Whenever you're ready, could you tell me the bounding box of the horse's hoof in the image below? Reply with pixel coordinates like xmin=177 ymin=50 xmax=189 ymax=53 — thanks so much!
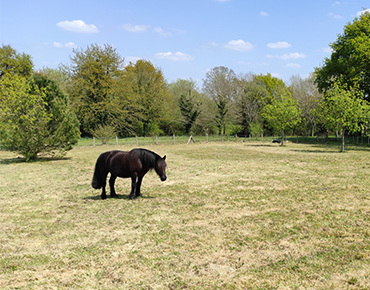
xmin=101 ymin=195 xmax=107 ymax=200
xmin=129 ymin=195 xmax=137 ymax=200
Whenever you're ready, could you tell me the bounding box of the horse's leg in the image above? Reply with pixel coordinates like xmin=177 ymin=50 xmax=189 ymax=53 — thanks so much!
xmin=109 ymin=174 xmax=118 ymax=198
xmin=129 ymin=174 xmax=138 ymax=200
xmin=101 ymin=172 xmax=108 ymax=200
xmin=135 ymin=176 xmax=143 ymax=197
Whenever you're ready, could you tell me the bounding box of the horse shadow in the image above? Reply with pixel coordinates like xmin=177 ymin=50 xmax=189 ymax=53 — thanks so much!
xmin=83 ymin=194 xmax=155 ymax=201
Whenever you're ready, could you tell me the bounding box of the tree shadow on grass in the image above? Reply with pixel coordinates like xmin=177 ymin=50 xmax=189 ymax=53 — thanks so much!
xmin=0 ymin=156 xmax=71 ymax=165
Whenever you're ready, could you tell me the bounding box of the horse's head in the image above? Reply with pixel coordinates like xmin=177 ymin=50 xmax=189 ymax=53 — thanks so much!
xmin=155 ymin=155 xmax=167 ymax=182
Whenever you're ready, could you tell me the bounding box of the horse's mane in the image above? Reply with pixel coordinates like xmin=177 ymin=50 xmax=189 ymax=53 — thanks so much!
xmin=133 ymin=148 xmax=161 ymax=169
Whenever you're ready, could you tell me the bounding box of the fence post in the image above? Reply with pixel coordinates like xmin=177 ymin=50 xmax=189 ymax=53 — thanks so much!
xmin=116 ymin=136 xmax=118 ymax=146
xmin=235 ymin=134 xmax=237 ymax=142
xmin=206 ymin=133 xmax=208 ymax=143
xmin=173 ymin=134 xmax=175 ymax=145
xmin=261 ymin=133 xmax=263 ymax=143
xmin=155 ymin=135 xmax=158 ymax=145
xmin=93 ymin=137 xmax=95 ymax=146
xmin=136 ymin=136 xmax=138 ymax=146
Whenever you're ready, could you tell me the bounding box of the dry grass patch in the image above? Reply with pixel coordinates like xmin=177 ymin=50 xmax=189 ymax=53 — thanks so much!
xmin=1 ymin=142 xmax=370 ymax=289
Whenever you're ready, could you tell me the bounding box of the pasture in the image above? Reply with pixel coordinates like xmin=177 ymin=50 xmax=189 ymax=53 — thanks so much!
xmin=1 ymin=141 xmax=370 ymax=289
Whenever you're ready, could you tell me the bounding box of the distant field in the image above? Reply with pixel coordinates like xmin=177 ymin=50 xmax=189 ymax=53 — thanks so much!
xmin=1 ymin=141 xmax=370 ymax=289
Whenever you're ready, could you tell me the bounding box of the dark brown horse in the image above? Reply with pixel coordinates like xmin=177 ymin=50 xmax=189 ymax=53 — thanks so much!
xmin=92 ymin=148 xmax=167 ymax=200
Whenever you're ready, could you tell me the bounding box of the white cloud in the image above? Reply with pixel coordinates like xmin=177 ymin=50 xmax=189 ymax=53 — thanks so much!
xmin=357 ymin=9 xmax=370 ymax=16
xmin=260 ymin=11 xmax=269 ymax=17
xmin=332 ymin=1 xmax=340 ymax=5
xmin=57 ymin=20 xmax=98 ymax=33
xmin=154 ymin=27 xmax=172 ymax=37
xmin=53 ymin=41 xmax=77 ymax=48
xmin=322 ymin=47 xmax=333 ymax=53
xmin=225 ymin=40 xmax=254 ymax=51
xmin=271 ymin=73 xmax=281 ymax=79
xmin=274 ymin=52 xmax=306 ymax=60
xmin=267 ymin=41 xmax=292 ymax=49
xmin=122 ymin=23 xmax=151 ymax=33
xmin=155 ymin=52 xmax=194 ymax=61
xmin=328 ymin=12 xmax=342 ymax=19
xmin=285 ymin=63 xmax=301 ymax=68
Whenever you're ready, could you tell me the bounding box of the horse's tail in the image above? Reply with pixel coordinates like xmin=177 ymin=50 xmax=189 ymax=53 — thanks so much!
xmin=91 ymin=159 xmax=102 ymax=189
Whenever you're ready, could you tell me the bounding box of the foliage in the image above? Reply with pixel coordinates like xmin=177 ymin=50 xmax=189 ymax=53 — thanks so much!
xmin=178 ymin=92 xmax=201 ymax=134
xmin=0 ymin=73 xmax=80 ymax=161
xmin=261 ymin=93 xmax=301 ymax=145
xmin=249 ymin=118 xmax=264 ymax=137
xmin=315 ymin=79 xmax=369 ymax=151
xmin=91 ymin=124 xmax=117 ymax=144
xmin=0 ymin=44 xmax=33 ymax=79
xmin=123 ymin=60 xmax=176 ymax=136
xmin=315 ymin=10 xmax=370 ymax=98
xmin=234 ymin=74 xmax=264 ymax=134
xmin=289 ymin=74 xmax=323 ymax=136
xmin=65 ymin=44 xmax=127 ymax=135
xmin=214 ymin=96 xmax=229 ymax=135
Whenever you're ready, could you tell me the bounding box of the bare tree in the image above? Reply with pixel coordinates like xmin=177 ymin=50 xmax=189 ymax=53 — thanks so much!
xmin=289 ymin=74 xmax=323 ymax=136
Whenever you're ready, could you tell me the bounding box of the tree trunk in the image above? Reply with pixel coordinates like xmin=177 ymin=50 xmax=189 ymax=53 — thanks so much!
xmin=281 ymin=129 xmax=284 ymax=146
xmin=341 ymin=129 xmax=345 ymax=152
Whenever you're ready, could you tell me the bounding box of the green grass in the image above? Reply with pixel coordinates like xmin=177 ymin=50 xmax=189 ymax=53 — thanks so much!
xmin=1 ymin=141 xmax=370 ymax=289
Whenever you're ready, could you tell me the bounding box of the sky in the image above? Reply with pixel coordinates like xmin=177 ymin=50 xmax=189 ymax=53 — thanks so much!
xmin=1 ymin=0 xmax=369 ymax=87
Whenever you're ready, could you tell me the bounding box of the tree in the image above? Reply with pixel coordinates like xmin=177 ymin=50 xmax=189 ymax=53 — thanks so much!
xmin=234 ymin=73 xmax=264 ymax=135
xmin=0 ymin=74 xmax=80 ymax=160
xmin=202 ymin=66 xmax=237 ymax=135
xmin=0 ymin=44 xmax=33 ymax=79
xmin=315 ymin=80 xmax=368 ymax=152
xmin=261 ymin=93 xmax=301 ymax=146
xmin=65 ymin=44 xmax=126 ymax=135
xmin=169 ymin=78 xmax=202 ymax=134
xmin=123 ymin=60 xmax=176 ymax=136
xmin=315 ymin=10 xmax=370 ymax=98
xmin=289 ymin=74 xmax=323 ymax=136
xmin=178 ymin=92 xmax=201 ymax=134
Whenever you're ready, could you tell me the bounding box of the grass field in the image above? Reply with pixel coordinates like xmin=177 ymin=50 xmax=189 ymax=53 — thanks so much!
xmin=1 ymin=141 xmax=370 ymax=289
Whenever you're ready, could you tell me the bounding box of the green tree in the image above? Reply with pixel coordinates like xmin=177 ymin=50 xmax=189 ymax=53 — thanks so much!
xmin=315 ymin=10 xmax=370 ymax=98
xmin=214 ymin=96 xmax=229 ymax=135
xmin=169 ymin=78 xmax=202 ymax=134
xmin=65 ymin=44 xmax=126 ymax=135
xmin=315 ymin=79 xmax=368 ymax=152
xmin=178 ymin=92 xmax=201 ymax=134
xmin=0 ymin=44 xmax=33 ymax=79
xmin=123 ymin=60 xmax=176 ymax=136
xmin=261 ymin=93 xmax=301 ymax=146
xmin=0 ymin=74 xmax=80 ymax=160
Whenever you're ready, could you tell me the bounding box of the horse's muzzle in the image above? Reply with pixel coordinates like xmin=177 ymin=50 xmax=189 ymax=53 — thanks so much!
xmin=160 ymin=175 xmax=167 ymax=182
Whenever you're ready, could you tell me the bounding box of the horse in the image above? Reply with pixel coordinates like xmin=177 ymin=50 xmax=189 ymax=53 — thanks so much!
xmin=91 ymin=148 xmax=167 ymax=200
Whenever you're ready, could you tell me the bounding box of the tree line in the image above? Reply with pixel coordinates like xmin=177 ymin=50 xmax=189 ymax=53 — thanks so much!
xmin=1 ymin=10 xmax=369 ymax=159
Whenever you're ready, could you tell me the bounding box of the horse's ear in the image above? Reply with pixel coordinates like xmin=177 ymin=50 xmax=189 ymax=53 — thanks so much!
xmin=163 ymin=155 xmax=166 ymax=161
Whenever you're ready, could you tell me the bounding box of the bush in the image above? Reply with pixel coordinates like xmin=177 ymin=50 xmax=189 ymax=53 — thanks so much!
xmin=91 ymin=124 xmax=117 ymax=144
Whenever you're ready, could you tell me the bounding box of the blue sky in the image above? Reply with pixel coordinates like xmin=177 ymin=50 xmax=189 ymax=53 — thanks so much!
xmin=1 ymin=0 xmax=369 ymax=85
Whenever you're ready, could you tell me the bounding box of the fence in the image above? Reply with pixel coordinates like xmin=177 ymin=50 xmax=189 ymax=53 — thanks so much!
xmin=77 ymin=134 xmax=275 ymax=147
xmin=76 ymin=134 xmax=370 ymax=148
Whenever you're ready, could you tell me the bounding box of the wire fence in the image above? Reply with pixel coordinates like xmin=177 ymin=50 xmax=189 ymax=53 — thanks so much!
xmin=76 ymin=134 xmax=370 ymax=148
